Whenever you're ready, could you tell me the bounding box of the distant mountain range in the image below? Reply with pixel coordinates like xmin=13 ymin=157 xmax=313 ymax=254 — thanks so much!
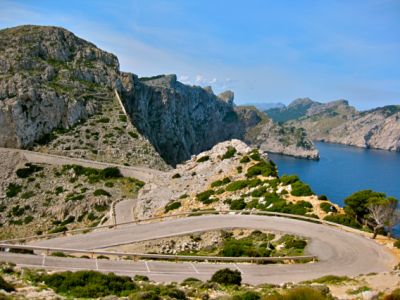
xmin=263 ymin=97 xmax=400 ymax=152
xmin=240 ymin=102 xmax=286 ymax=111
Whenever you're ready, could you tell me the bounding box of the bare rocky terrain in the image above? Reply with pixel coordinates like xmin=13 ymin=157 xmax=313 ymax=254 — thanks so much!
xmin=265 ymin=98 xmax=400 ymax=152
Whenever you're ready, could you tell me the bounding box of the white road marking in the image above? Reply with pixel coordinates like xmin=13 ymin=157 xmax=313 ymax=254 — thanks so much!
xmin=145 ymin=261 xmax=150 ymax=272
xmin=190 ymin=262 xmax=199 ymax=273
xmin=42 ymin=255 xmax=45 ymax=267
xmin=95 ymin=259 xmax=98 ymax=270
xmin=234 ymin=263 xmax=244 ymax=274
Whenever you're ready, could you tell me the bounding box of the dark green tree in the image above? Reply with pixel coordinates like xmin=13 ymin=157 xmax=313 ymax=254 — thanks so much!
xmin=343 ymin=190 xmax=386 ymax=221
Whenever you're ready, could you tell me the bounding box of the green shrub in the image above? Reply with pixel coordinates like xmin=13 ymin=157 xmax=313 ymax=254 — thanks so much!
xmin=216 ymin=188 xmax=225 ymax=195
xmin=237 ymin=166 xmax=243 ymax=173
xmin=130 ymin=291 xmax=161 ymax=300
xmin=226 ymin=181 xmax=249 ymax=192
xmin=220 ymin=241 xmax=246 ymax=257
xmin=196 ymin=190 xmax=215 ymax=202
xmin=266 ymin=287 xmax=327 ymax=300
xmin=221 ymin=146 xmax=237 ymax=160
xmin=0 ymin=275 xmax=15 ymax=292
xmin=179 ymin=194 xmax=189 ymax=199
xmin=96 ymin=118 xmax=110 ymax=123
xmin=285 ymin=240 xmax=307 ymax=249
xmin=61 ymin=216 xmax=75 ymax=226
xmin=240 ymin=156 xmax=250 ymax=163
xmin=97 ymin=255 xmax=110 ymax=260
xmin=323 ymin=215 xmax=361 ymax=229
xmin=48 ymin=226 xmax=67 ymax=234
xmin=197 ymin=156 xmax=210 ymax=163
xmin=23 ymin=216 xmax=33 ymax=224
xmin=250 ymin=153 xmax=261 ymax=161
xmin=237 ymin=291 xmax=261 ymax=300
xmin=172 ymin=173 xmax=181 ymax=179
xmin=93 ymin=189 xmax=111 ymax=197
xmin=87 ymin=212 xmax=97 ymax=221
xmin=230 ymin=199 xmax=246 ymax=210
xmin=101 ymin=167 xmax=121 ymax=178
xmin=6 ymin=184 xmax=22 ymax=197
xmin=291 ymin=181 xmax=315 ymax=196
xmin=51 ymin=252 xmax=68 ymax=257
xmin=37 ymin=270 xmax=138 ymax=298
xmin=318 ymin=195 xmax=328 ymax=200
xmin=159 ymin=288 xmax=186 ymax=299
xmin=16 ymin=164 xmax=43 ymax=178
xmin=134 ymin=275 xmax=149 ymax=281
xmin=105 ymin=182 xmax=114 ymax=187
xmin=21 ymin=191 xmax=35 ymax=199
xmin=165 ymin=202 xmax=181 ymax=212
xmin=245 ymin=161 xmax=277 ymax=178
xmin=280 ymin=174 xmax=299 ymax=186
xmin=394 ymin=240 xmax=400 ymax=249
xmin=320 ymin=202 xmax=332 ymax=213
xmin=211 ymin=177 xmax=231 ymax=188
xmin=12 ymin=205 xmax=25 ymax=216
xmin=128 ymin=131 xmax=138 ymax=139
xmin=9 ymin=248 xmax=34 ymax=254
xmin=120 ymin=115 xmax=127 ymax=122
xmin=210 ymin=268 xmax=241 ymax=286
xmin=95 ymin=205 xmax=109 ymax=212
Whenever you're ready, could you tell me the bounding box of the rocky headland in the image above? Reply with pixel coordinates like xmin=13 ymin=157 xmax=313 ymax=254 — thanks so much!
xmin=0 ymin=25 xmax=318 ymax=166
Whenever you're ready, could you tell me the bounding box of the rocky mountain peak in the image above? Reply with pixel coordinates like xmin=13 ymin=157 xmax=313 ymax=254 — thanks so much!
xmin=217 ymin=90 xmax=234 ymax=106
xmin=288 ymin=97 xmax=319 ymax=108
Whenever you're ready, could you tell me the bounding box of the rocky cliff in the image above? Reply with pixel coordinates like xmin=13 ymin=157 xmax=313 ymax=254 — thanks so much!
xmin=0 ymin=25 xmax=319 ymax=167
xmin=286 ymin=101 xmax=400 ymax=152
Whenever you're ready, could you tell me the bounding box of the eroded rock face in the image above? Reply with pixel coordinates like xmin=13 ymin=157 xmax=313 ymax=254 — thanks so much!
xmin=120 ymin=73 xmax=247 ymax=166
xmin=287 ymin=101 xmax=400 ymax=152
xmin=0 ymin=25 xmax=121 ymax=148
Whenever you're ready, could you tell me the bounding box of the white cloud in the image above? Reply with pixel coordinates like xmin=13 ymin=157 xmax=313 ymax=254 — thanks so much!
xmin=179 ymin=75 xmax=189 ymax=81
xmin=209 ymin=78 xmax=217 ymax=84
xmin=195 ymin=75 xmax=206 ymax=84
xmin=225 ymin=78 xmax=232 ymax=82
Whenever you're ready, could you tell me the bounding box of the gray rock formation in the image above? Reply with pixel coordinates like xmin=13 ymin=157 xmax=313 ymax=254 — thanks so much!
xmin=0 ymin=25 xmax=321 ymax=168
xmin=287 ymin=102 xmax=400 ymax=152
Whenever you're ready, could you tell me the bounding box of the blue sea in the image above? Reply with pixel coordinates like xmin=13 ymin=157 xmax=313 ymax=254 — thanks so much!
xmin=267 ymin=141 xmax=400 ymax=208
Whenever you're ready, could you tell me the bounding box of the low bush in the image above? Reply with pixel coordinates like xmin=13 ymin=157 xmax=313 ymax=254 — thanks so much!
xmin=134 ymin=275 xmax=149 ymax=282
xmin=394 ymin=240 xmax=400 ymax=249
xmin=96 ymin=118 xmax=110 ymax=123
xmin=172 ymin=173 xmax=181 ymax=179
xmin=95 ymin=205 xmax=109 ymax=212
xmin=6 ymin=184 xmax=22 ymax=198
xmin=226 ymin=181 xmax=249 ymax=192
xmin=93 ymin=189 xmax=111 ymax=197
xmin=23 ymin=216 xmax=33 ymax=224
xmin=320 ymin=202 xmax=332 ymax=213
xmin=196 ymin=190 xmax=215 ymax=202
xmin=165 ymin=202 xmax=181 ymax=212
xmin=240 ymin=156 xmax=250 ymax=163
xmin=237 ymin=166 xmax=243 ymax=173
xmin=179 ymin=194 xmax=189 ymax=199
xmin=318 ymin=195 xmax=328 ymax=200
xmin=250 ymin=153 xmax=261 ymax=161
xmin=197 ymin=156 xmax=210 ymax=163
xmin=9 ymin=248 xmax=34 ymax=254
xmin=291 ymin=181 xmax=315 ymax=196
xmin=235 ymin=291 xmax=261 ymax=300
xmin=48 ymin=226 xmax=67 ymax=234
xmin=21 ymin=191 xmax=35 ymax=199
xmin=280 ymin=174 xmax=299 ymax=186
xmin=105 ymin=182 xmax=114 ymax=187
xmin=216 ymin=188 xmax=225 ymax=195
xmin=119 ymin=115 xmax=127 ymax=122
xmin=221 ymin=146 xmax=237 ymax=160
xmin=245 ymin=161 xmax=277 ymax=178
xmin=323 ymin=215 xmax=361 ymax=229
xmin=211 ymin=177 xmax=231 ymax=188
xmin=36 ymin=270 xmax=138 ymax=298
xmin=61 ymin=216 xmax=75 ymax=226
xmin=128 ymin=131 xmax=138 ymax=139
xmin=16 ymin=164 xmax=43 ymax=178
xmin=210 ymin=268 xmax=242 ymax=286
xmin=230 ymin=199 xmax=246 ymax=210
xmin=285 ymin=240 xmax=307 ymax=249
xmin=265 ymin=287 xmax=328 ymax=300
xmin=0 ymin=275 xmax=15 ymax=292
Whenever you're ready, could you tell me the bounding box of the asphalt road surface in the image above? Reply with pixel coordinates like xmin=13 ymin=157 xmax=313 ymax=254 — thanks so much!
xmin=1 ymin=215 xmax=397 ymax=285
xmin=115 ymin=199 xmax=137 ymax=224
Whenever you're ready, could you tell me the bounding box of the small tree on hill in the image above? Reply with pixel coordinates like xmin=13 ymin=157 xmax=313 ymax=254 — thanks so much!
xmin=367 ymin=196 xmax=399 ymax=239
xmin=344 ymin=190 xmax=386 ymax=222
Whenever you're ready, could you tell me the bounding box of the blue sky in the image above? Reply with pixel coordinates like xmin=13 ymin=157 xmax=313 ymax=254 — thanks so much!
xmin=1 ymin=0 xmax=399 ymax=110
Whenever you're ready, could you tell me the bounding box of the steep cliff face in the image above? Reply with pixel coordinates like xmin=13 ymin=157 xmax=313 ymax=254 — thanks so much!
xmin=287 ymin=102 xmax=400 ymax=152
xmin=0 ymin=25 xmax=121 ymax=149
xmin=120 ymin=73 xmax=247 ymax=166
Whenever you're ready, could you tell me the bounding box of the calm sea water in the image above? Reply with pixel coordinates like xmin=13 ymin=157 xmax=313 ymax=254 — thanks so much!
xmin=267 ymin=141 xmax=400 ymax=208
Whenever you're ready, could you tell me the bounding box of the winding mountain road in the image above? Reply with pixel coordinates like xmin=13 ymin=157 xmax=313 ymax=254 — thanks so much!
xmin=1 ymin=215 xmax=396 ymax=285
